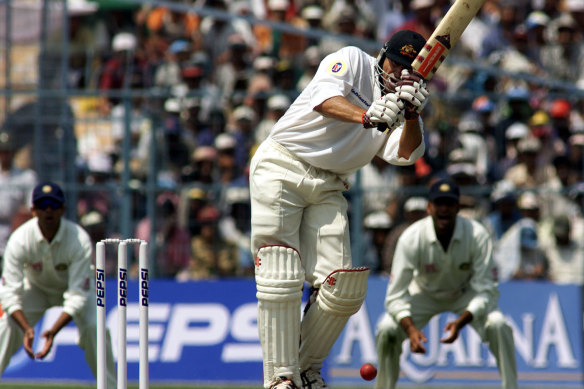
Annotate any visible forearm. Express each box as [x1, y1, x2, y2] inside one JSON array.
[[399, 316, 417, 335], [48, 312, 73, 335], [455, 310, 473, 329], [314, 96, 365, 124], [397, 118, 423, 159], [10, 310, 33, 332]]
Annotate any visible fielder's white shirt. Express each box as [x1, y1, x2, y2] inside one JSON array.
[[270, 46, 425, 176], [386, 215, 499, 322], [0, 217, 93, 317]]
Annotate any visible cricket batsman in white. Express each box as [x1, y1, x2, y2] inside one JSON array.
[[250, 30, 430, 389]]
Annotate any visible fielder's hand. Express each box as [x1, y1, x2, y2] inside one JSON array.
[[396, 69, 429, 120], [364, 93, 404, 128]]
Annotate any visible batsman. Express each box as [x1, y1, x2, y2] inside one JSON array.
[[250, 30, 429, 389]]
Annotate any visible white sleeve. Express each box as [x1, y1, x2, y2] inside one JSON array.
[[377, 119, 425, 165], [385, 228, 418, 322], [466, 223, 500, 319], [62, 228, 93, 317], [0, 234, 26, 315], [309, 47, 359, 109]]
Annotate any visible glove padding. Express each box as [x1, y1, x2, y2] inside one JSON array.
[[396, 69, 430, 116], [365, 93, 404, 125]]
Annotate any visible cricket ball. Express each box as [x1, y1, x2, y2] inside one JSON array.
[[360, 363, 377, 381]]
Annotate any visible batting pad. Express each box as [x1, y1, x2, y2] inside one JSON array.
[[255, 245, 305, 388], [299, 267, 370, 371]]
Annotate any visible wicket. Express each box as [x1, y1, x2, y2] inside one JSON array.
[[96, 238, 149, 389]]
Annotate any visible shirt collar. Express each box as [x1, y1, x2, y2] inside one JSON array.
[[33, 218, 65, 244], [426, 215, 463, 244]]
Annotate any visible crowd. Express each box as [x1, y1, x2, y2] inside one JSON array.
[[2, 0, 584, 283]]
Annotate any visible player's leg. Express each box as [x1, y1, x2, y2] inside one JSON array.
[[74, 289, 117, 389], [375, 313, 404, 389], [250, 140, 308, 389], [375, 293, 436, 389], [472, 310, 518, 389], [450, 292, 518, 389], [256, 245, 305, 389], [0, 285, 48, 373], [297, 188, 368, 388]]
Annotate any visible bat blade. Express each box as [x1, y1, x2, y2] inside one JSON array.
[[411, 0, 486, 81]]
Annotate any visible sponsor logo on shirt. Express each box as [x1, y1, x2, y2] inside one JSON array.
[[327, 60, 347, 76], [350, 88, 371, 107]]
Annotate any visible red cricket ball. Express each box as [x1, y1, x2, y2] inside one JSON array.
[[360, 363, 377, 381]]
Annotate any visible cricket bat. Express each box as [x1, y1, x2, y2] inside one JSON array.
[[411, 0, 486, 82], [377, 0, 485, 132]]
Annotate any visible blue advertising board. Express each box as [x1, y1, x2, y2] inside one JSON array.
[[2, 278, 582, 387]]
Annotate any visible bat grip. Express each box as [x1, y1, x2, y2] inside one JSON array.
[[376, 123, 388, 133]]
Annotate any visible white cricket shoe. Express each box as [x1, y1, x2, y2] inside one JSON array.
[[268, 376, 300, 389], [301, 369, 328, 389]]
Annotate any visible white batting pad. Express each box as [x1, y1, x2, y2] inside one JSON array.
[[255, 245, 305, 388], [299, 267, 370, 370]]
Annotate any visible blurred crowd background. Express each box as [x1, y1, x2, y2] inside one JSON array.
[[0, 0, 583, 284]]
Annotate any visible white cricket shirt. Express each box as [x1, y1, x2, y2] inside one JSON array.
[[270, 46, 424, 176], [386, 215, 499, 322], [0, 217, 93, 317]]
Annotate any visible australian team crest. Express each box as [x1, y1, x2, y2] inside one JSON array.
[[399, 44, 417, 59]]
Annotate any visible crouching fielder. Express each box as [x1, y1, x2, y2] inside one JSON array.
[[375, 179, 518, 389], [250, 30, 429, 389]]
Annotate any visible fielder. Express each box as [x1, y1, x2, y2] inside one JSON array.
[[375, 178, 518, 389], [0, 182, 116, 388], [250, 30, 429, 389]]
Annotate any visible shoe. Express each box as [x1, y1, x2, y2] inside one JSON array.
[[269, 376, 299, 389], [301, 369, 328, 389]]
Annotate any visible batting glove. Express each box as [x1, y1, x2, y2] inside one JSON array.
[[396, 69, 430, 120], [364, 93, 404, 128]]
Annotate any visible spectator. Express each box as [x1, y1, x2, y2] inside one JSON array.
[[255, 94, 291, 144], [540, 13, 584, 82], [457, 112, 489, 184], [504, 136, 558, 189], [296, 46, 322, 91], [153, 38, 192, 88], [482, 180, 521, 243], [228, 105, 258, 172], [381, 196, 428, 274], [387, 0, 436, 40], [479, 1, 521, 59], [181, 145, 218, 186], [98, 32, 148, 113], [176, 204, 239, 280], [214, 133, 242, 185], [541, 214, 584, 284], [0, 131, 37, 272], [362, 210, 394, 273], [354, 156, 400, 216], [218, 185, 253, 276], [135, 191, 191, 278], [214, 34, 254, 106], [494, 191, 549, 281]]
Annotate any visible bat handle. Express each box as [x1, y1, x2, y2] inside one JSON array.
[[376, 123, 388, 133]]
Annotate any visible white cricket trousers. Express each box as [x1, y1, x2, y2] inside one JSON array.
[[250, 138, 353, 286], [0, 282, 117, 388], [375, 290, 518, 389]]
